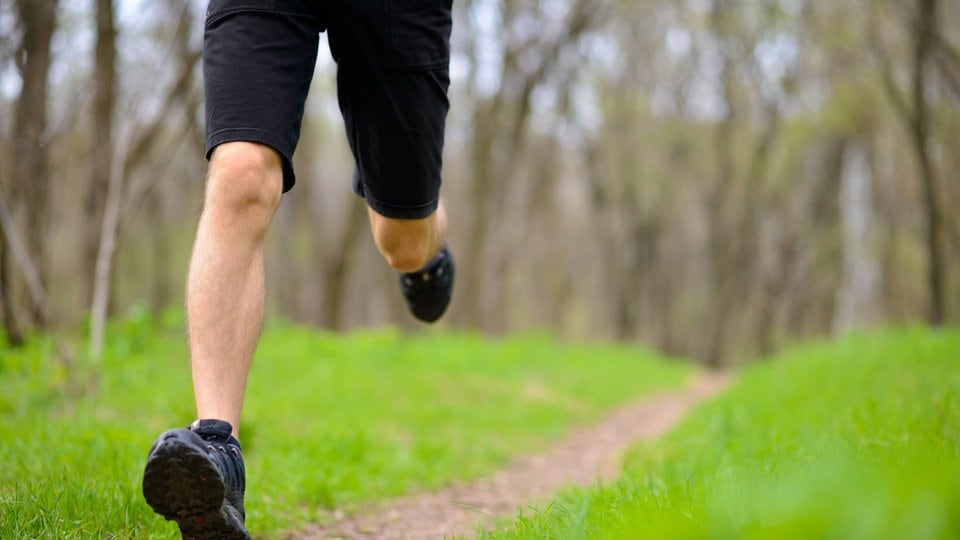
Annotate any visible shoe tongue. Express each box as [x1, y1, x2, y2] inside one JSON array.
[[190, 419, 234, 441]]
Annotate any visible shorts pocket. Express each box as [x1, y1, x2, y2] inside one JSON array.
[[385, 0, 452, 71]]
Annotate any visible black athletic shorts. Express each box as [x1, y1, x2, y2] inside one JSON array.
[[203, 0, 452, 219]]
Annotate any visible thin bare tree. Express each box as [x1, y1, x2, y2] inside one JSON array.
[[89, 0, 200, 360], [873, 0, 946, 325], [85, 0, 117, 307], [8, 0, 58, 331]]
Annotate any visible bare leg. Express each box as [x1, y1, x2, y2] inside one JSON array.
[[368, 199, 448, 273], [187, 142, 283, 436]]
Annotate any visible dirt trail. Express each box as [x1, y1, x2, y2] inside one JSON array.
[[290, 372, 732, 540]]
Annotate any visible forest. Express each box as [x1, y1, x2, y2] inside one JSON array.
[[1, 0, 958, 366]]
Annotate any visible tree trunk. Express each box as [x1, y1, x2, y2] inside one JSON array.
[[10, 0, 59, 329], [875, 0, 947, 326], [705, 0, 736, 368], [833, 138, 878, 333], [320, 202, 367, 330], [912, 0, 945, 325], [89, 130, 126, 360], [0, 218, 24, 346], [84, 0, 117, 307]]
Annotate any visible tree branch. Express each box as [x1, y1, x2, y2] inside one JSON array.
[[0, 189, 51, 323], [932, 30, 960, 99]]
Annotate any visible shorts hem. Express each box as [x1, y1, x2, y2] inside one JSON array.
[[205, 128, 290, 160], [205, 128, 296, 192], [363, 194, 439, 220]]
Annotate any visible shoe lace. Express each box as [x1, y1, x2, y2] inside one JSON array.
[[402, 254, 449, 292], [205, 441, 246, 498]]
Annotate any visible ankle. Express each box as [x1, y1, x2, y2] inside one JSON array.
[[191, 419, 240, 447], [406, 245, 446, 275]]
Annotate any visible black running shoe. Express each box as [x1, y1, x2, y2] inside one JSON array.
[[142, 419, 249, 540], [399, 244, 454, 323]]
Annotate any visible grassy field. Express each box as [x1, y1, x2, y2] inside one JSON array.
[[0, 308, 691, 538], [483, 327, 960, 539]]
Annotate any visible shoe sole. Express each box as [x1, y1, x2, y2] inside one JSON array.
[[142, 431, 250, 540]]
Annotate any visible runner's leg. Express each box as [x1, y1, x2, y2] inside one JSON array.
[[327, 0, 455, 314], [145, 4, 323, 536], [188, 142, 282, 433], [191, 2, 324, 433]]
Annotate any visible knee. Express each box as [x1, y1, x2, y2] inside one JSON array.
[[206, 142, 283, 219], [371, 219, 434, 272], [380, 240, 433, 273], [369, 204, 446, 273]]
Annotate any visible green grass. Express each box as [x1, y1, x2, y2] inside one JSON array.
[[483, 327, 960, 539], [0, 308, 690, 538]]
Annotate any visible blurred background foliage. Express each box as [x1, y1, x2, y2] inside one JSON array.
[[0, 0, 957, 366]]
